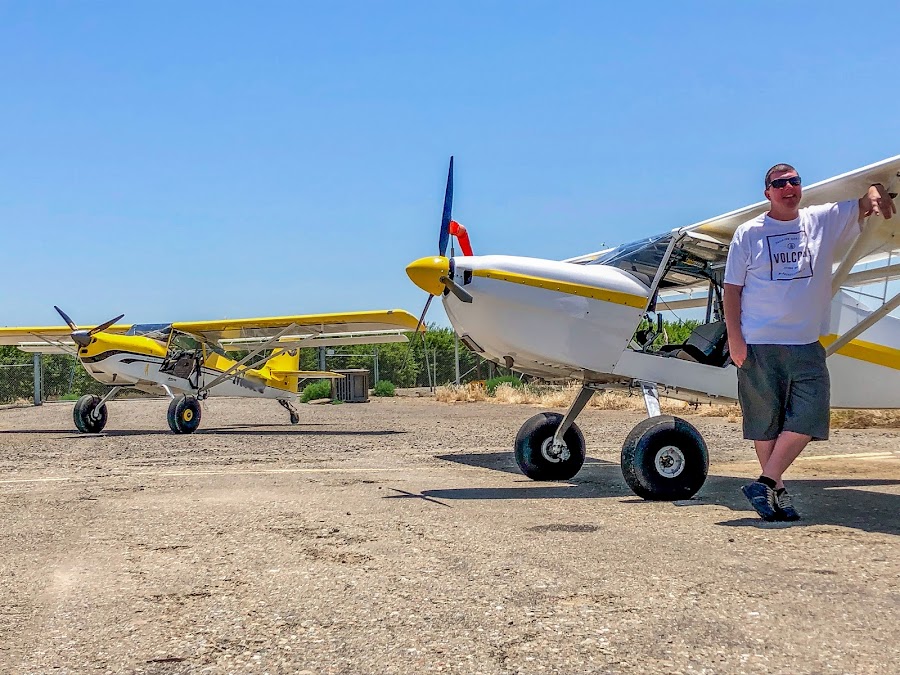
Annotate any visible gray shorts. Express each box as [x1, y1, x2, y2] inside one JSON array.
[[737, 342, 830, 441]]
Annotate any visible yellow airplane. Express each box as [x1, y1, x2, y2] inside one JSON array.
[[0, 307, 421, 434]]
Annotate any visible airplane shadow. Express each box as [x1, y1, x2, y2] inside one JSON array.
[[0, 427, 404, 438], [427, 452, 900, 537]]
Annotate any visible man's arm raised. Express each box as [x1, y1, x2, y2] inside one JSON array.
[[858, 183, 896, 222]]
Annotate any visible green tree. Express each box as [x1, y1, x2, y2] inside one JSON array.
[[662, 319, 701, 345]]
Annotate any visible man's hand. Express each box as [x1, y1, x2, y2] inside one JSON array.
[[860, 184, 897, 220], [729, 337, 748, 368]]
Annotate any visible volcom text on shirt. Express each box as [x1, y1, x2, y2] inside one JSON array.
[[723, 200, 860, 345]]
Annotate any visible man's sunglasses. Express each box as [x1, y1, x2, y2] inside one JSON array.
[[768, 176, 802, 189]]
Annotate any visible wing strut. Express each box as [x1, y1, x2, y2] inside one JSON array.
[[197, 323, 299, 395], [831, 217, 891, 296], [27, 332, 79, 357]]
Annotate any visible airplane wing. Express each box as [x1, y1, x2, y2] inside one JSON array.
[[567, 155, 900, 297], [689, 154, 900, 245], [171, 309, 422, 350], [0, 311, 422, 354], [0, 324, 132, 353]]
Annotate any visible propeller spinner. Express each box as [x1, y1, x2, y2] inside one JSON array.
[[54, 306, 125, 348]]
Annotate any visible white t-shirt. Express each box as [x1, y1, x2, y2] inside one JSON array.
[[723, 200, 860, 345]]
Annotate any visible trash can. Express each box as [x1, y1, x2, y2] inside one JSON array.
[[333, 369, 370, 403]]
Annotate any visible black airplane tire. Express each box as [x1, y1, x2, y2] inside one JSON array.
[[290, 411, 300, 425], [167, 395, 202, 434], [621, 415, 708, 500], [514, 412, 586, 481], [73, 394, 108, 433]]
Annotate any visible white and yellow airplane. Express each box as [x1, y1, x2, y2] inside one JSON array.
[[407, 156, 900, 500], [0, 308, 421, 433]]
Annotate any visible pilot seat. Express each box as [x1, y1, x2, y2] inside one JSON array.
[[657, 320, 730, 367]]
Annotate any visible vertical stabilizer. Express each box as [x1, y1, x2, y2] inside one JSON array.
[[262, 349, 301, 392]]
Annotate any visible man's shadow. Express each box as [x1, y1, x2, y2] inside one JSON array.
[[430, 451, 900, 536]]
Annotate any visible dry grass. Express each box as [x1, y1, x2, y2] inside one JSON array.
[[434, 383, 489, 403], [434, 383, 900, 428], [436, 383, 735, 417], [830, 409, 900, 429]]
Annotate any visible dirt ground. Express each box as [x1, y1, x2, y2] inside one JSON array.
[[0, 396, 898, 674]]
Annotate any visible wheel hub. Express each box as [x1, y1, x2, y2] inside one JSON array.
[[654, 445, 685, 478], [540, 437, 569, 463], [183, 409, 193, 422]]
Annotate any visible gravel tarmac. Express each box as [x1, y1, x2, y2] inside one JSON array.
[[0, 396, 898, 674]]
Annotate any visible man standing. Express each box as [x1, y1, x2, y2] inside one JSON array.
[[723, 163, 895, 521]]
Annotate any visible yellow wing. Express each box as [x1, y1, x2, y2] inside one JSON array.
[[0, 310, 423, 354], [172, 309, 423, 350], [0, 324, 132, 353]]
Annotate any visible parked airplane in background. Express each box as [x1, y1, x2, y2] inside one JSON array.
[[0, 308, 420, 433], [407, 156, 900, 501]]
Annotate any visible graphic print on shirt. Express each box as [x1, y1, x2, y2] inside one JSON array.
[[766, 230, 813, 281]]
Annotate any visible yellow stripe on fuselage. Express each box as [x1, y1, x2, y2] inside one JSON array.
[[472, 269, 647, 309], [820, 334, 900, 371]]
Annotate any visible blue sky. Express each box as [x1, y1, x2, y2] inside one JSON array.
[[1, 2, 896, 328]]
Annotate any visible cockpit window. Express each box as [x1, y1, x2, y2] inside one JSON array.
[[589, 233, 672, 267], [587, 232, 724, 290], [125, 323, 172, 340]]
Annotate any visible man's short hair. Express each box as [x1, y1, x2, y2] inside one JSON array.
[[765, 163, 797, 188]]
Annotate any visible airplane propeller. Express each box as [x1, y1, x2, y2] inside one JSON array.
[[403, 157, 475, 381], [406, 157, 473, 311], [54, 305, 125, 348], [438, 156, 454, 257]]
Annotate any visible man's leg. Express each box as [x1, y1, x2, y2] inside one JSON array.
[[762, 342, 828, 516], [738, 344, 793, 520], [761, 430, 812, 485], [754, 439, 777, 485]]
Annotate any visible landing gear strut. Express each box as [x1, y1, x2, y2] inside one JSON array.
[[279, 398, 300, 425], [513, 381, 709, 499]]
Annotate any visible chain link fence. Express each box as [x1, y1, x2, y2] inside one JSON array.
[[0, 363, 35, 405], [0, 354, 108, 405]]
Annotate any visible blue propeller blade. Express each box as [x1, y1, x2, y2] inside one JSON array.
[[54, 305, 78, 330], [438, 156, 454, 256]]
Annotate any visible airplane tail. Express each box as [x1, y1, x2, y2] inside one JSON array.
[[262, 349, 302, 392]]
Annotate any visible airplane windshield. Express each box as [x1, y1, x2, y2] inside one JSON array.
[[588, 232, 724, 289], [589, 234, 672, 267], [126, 323, 173, 340]]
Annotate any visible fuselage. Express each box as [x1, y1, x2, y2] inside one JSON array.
[[77, 332, 298, 400], [413, 254, 900, 408], [438, 255, 649, 379]]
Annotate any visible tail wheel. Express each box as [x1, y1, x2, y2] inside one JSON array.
[[73, 394, 108, 433], [514, 412, 586, 481], [621, 415, 708, 500], [290, 411, 300, 425], [167, 395, 202, 434]]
